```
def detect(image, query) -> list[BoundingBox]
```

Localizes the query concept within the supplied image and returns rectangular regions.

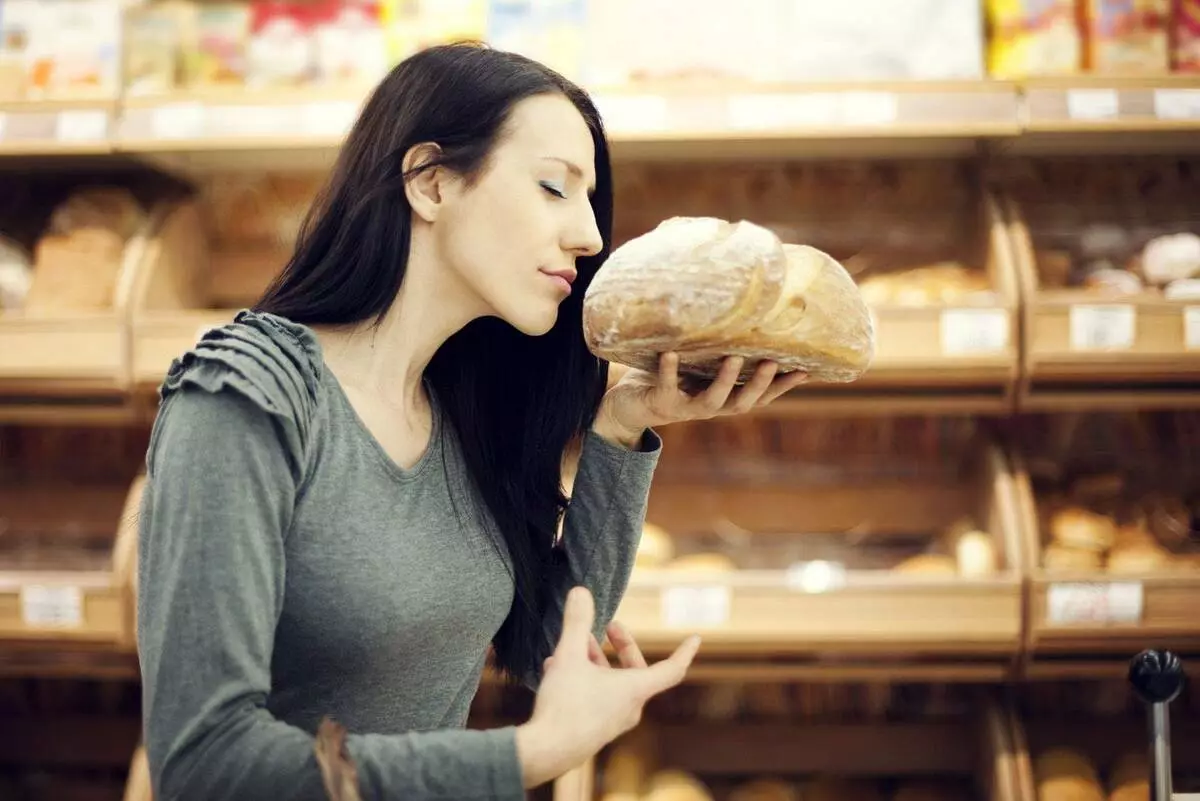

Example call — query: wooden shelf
[556,695,1017,801]
[0,98,117,158]
[0,477,140,652]
[612,444,1024,673]
[1012,453,1200,673]
[1001,165,1200,411]
[1021,75,1200,135]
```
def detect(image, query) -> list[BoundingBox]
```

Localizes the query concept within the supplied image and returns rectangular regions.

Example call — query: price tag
[940,309,1010,355]
[1070,304,1136,350]
[1185,307,1200,350]
[152,102,205,139]
[1153,89,1200,120]
[591,94,668,134]
[661,585,730,629]
[55,110,108,142]
[20,585,84,628]
[728,93,837,129]
[839,91,898,125]
[1047,581,1143,625]
[1067,89,1119,120]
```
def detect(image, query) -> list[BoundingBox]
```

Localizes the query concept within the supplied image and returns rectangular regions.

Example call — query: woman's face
[433,93,604,337]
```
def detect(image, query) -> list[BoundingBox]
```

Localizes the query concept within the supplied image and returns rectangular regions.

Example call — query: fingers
[588,634,611,668]
[555,587,596,658]
[635,634,702,698]
[695,356,742,412]
[726,360,778,413]
[657,352,680,397]
[757,369,809,406]
[607,621,648,669]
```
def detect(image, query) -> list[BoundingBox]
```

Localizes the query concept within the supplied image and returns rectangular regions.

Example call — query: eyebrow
[541,156,597,194]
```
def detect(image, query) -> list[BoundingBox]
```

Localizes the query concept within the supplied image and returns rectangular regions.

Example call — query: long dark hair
[254,43,614,682]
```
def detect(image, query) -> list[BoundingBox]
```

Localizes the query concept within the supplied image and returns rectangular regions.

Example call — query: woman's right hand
[515,587,701,787]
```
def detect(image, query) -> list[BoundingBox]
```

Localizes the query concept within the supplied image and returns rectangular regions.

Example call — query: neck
[313,243,485,409]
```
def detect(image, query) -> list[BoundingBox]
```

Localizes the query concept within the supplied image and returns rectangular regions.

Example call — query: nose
[565,203,603,258]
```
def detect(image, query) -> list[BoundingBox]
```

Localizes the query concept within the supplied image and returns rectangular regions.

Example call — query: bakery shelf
[611,417,1025,675]
[0,98,117,158]
[1008,678,1200,801]
[0,479,139,652]
[999,157,1200,411]
[1021,75,1200,135]
[0,173,182,421]
[128,172,320,394]
[0,676,143,801]
[555,683,1017,801]
[1010,412,1200,675]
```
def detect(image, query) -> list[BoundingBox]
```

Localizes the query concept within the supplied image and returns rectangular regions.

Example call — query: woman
[136,43,805,800]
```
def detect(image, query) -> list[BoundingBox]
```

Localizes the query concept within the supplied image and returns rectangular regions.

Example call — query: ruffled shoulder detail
[160,309,324,447]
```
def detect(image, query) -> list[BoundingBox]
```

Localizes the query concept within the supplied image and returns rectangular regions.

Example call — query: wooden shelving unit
[0,98,117,158]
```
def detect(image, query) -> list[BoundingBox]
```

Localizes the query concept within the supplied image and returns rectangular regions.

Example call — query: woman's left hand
[594,353,808,447]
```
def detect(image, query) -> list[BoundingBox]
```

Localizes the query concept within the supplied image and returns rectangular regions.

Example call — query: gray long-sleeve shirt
[136,309,661,801]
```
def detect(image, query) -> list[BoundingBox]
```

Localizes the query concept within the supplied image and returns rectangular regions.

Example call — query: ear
[403,142,448,223]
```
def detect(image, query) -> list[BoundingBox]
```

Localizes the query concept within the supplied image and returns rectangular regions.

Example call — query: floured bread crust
[582,217,875,383]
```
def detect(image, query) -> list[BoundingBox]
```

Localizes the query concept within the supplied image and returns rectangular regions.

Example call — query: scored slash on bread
[582,217,876,384]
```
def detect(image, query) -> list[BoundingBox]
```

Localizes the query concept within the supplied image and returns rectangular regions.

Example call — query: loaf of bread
[893,554,959,576]
[1051,507,1117,552]
[643,769,714,801]
[582,217,875,384]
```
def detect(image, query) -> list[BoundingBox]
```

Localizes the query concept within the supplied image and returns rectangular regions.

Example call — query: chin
[502,307,559,337]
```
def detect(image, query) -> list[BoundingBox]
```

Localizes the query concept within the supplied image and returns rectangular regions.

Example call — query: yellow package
[986,0,1082,77]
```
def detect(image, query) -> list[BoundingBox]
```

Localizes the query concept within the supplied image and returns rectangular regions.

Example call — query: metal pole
[1149,701,1173,801]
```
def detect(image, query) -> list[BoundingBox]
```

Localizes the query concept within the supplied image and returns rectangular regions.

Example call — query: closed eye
[540,181,566,199]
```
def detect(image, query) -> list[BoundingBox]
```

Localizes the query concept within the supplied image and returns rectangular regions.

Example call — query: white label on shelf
[839,91,899,125]
[591,94,668,133]
[1153,89,1200,120]
[728,93,836,129]
[786,560,847,593]
[152,102,206,139]
[1186,307,1200,350]
[1070,304,1136,350]
[20,585,84,628]
[301,100,360,137]
[0,112,7,141]
[55,110,108,142]
[1066,89,1119,120]
[940,309,1010,355]
[1047,581,1143,625]
[661,585,731,629]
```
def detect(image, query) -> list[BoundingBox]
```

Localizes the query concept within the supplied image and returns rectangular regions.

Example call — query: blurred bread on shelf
[728,778,799,801]
[1050,507,1117,553]
[643,769,714,801]
[856,262,993,306]
[22,187,146,313]
[1034,748,1105,801]
[0,235,33,312]
[665,552,738,573]
[583,217,875,386]
[893,553,959,576]
[636,522,676,569]
[1107,751,1149,801]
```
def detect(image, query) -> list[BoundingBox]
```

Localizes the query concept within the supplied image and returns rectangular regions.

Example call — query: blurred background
[1,1,1200,800]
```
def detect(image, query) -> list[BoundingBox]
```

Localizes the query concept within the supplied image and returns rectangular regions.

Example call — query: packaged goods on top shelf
[0,0,123,101]
[0,425,148,668]
[604,415,1023,674]
[559,683,1014,801]
[1009,677,1200,801]
[611,160,1019,414]
[0,676,142,801]
[1007,410,1200,667]
[0,169,184,414]
[996,157,1200,408]
[125,170,320,392]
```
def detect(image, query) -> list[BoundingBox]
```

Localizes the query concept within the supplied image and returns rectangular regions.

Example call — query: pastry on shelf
[893,553,959,576]
[665,552,739,573]
[856,261,993,306]
[0,235,33,312]
[1033,748,1105,801]
[636,522,676,570]
[1107,750,1149,801]
[642,769,714,801]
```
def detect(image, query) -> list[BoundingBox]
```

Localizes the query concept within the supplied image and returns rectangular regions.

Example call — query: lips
[540,268,576,294]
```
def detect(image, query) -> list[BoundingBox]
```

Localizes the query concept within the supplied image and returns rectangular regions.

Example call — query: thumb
[554,586,596,657]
